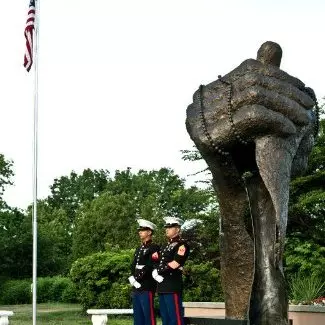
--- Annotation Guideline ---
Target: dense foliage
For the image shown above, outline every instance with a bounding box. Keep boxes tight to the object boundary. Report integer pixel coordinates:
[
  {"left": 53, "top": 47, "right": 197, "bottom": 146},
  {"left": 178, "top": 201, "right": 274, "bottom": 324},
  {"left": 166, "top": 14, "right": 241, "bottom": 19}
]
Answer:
[{"left": 0, "top": 114, "right": 324, "bottom": 306}]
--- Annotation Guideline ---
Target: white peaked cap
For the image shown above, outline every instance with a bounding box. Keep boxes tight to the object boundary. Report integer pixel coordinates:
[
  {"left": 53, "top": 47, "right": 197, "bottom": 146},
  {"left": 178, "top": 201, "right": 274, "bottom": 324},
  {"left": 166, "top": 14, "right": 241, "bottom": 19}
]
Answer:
[
  {"left": 137, "top": 218, "right": 157, "bottom": 231},
  {"left": 163, "top": 216, "right": 184, "bottom": 227}
]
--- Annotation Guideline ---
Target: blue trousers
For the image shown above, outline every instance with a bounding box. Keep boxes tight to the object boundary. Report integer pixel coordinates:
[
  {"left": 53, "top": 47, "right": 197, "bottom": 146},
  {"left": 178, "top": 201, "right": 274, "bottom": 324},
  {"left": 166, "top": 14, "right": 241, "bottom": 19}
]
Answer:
[
  {"left": 132, "top": 291, "right": 156, "bottom": 325},
  {"left": 159, "top": 293, "right": 184, "bottom": 325}
]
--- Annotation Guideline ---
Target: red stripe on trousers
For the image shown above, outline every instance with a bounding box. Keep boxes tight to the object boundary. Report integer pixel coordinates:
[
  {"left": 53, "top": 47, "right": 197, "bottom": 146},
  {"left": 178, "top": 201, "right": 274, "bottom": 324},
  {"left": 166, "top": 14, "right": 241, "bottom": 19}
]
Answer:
[
  {"left": 173, "top": 293, "right": 182, "bottom": 325},
  {"left": 149, "top": 291, "right": 156, "bottom": 325}
]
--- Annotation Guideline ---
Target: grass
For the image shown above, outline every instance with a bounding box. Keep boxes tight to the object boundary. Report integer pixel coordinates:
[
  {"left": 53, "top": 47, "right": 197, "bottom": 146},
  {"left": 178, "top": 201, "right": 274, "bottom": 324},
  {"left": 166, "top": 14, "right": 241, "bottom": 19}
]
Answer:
[
  {"left": 290, "top": 273, "right": 325, "bottom": 304},
  {"left": 0, "top": 303, "right": 159, "bottom": 325}
]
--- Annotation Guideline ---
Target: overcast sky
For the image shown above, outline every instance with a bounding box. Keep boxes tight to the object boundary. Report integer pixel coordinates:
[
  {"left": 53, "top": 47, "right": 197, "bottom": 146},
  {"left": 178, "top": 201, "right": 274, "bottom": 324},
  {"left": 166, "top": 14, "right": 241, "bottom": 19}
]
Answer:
[{"left": 1, "top": 0, "right": 324, "bottom": 209}]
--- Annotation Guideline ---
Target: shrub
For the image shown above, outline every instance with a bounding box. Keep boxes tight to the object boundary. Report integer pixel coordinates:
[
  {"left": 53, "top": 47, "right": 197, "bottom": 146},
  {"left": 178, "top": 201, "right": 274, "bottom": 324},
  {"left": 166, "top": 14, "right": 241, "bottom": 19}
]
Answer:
[
  {"left": 50, "top": 276, "right": 77, "bottom": 303},
  {"left": 0, "top": 277, "right": 77, "bottom": 305},
  {"left": 183, "top": 260, "right": 224, "bottom": 302},
  {"left": 285, "top": 240, "right": 325, "bottom": 281},
  {"left": 289, "top": 272, "right": 325, "bottom": 304},
  {"left": 61, "top": 280, "right": 78, "bottom": 303},
  {"left": 98, "top": 283, "right": 132, "bottom": 308},
  {"left": 0, "top": 279, "right": 31, "bottom": 304},
  {"left": 37, "top": 277, "right": 53, "bottom": 303},
  {"left": 70, "top": 250, "right": 133, "bottom": 310}
]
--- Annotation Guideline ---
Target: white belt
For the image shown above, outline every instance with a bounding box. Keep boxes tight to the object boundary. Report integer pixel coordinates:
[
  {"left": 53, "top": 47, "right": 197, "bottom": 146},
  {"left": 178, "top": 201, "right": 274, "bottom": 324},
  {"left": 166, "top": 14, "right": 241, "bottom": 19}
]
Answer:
[{"left": 136, "top": 265, "right": 145, "bottom": 269}]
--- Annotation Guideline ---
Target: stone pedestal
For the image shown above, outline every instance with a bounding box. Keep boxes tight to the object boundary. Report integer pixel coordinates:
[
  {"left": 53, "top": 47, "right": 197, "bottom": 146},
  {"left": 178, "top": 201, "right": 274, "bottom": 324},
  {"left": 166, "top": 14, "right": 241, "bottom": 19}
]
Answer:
[
  {"left": 184, "top": 317, "right": 247, "bottom": 325},
  {"left": 0, "top": 311, "right": 14, "bottom": 325}
]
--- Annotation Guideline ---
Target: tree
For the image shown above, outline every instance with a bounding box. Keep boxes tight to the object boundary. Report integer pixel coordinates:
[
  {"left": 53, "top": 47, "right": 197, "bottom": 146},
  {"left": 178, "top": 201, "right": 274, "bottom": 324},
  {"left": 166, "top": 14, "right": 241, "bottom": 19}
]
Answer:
[
  {"left": 0, "top": 204, "right": 74, "bottom": 278},
  {"left": 0, "top": 154, "right": 14, "bottom": 208},
  {"left": 287, "top": 115, "right": 325, "bottom": 242},
  {"left": 72, "top": 168, "right": 217, "bottom": 260},
  {"left": 0, "top": 208, "right": 32, "bottom": 278},
  {"left": 47, "top": 168, "right": 110, "bottom": 225},
  {"left": 284, "top": 115, "right": 325, "bottom": 279}
]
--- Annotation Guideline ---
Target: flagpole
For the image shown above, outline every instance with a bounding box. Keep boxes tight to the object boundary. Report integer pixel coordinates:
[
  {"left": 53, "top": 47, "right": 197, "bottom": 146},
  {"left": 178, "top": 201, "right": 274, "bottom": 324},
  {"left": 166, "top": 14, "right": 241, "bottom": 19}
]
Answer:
[{"left": 32, "top": 0, "right": 40, "bottom": 325}]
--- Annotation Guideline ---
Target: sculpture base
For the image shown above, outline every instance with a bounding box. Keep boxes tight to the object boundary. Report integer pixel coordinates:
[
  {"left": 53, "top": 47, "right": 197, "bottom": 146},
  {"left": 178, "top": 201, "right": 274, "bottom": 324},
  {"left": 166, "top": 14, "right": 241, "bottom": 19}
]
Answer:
[
  {"left": 184, "top": 317, "right": 247, "bottom": 325},
  {"left": 184, "top": 317, "right": 293, "bottom": 325}
]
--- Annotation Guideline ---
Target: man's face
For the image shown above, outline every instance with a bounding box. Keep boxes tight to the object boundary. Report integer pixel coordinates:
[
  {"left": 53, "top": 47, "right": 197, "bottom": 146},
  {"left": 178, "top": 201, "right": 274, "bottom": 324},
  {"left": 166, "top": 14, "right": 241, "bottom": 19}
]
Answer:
[
  {"left": 138, "top": 229, "right": 152, "bottom": 241},
  {"left": 165, "top": 226, "right": 180, "bottom": 239}
]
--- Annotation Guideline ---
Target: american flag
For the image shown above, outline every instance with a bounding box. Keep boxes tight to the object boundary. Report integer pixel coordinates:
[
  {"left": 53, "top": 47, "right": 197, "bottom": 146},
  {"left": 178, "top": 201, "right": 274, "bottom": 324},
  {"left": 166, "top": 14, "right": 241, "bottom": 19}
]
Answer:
[{"left": 24, "top": 0, "right": 36, "bottom": 72}]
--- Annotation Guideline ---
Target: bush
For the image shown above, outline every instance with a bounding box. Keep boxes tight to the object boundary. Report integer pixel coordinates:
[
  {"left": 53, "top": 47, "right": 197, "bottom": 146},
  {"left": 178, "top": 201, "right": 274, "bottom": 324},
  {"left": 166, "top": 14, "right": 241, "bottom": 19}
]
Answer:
[
  {"left": 49, "top": 276, "right": 77, "bottom": 303},
  {"left": 289, "top": 272, "right": 325, "bottom": 305},
  {"left": 37, "top": 277, "right": 53, "bottom": 303},
  {"left": 284, "top": 239, "right": 325, "bottom": 281},
  {"left": 70, "top": 250, "right": 133, "bottom": 310},
  {"left": 0, "top": 277, "right": 77, "bottom": 305},
  {"left": 70, "top": 251, "right": 225, "bottom": 308},
  {"left": 61, "top": 280, "right": 78, "bottom": 303},
  {"left": 0, "top": 279, "right": 31, "bottom": 304},
  {"left": 183, "top": 260, "right": 224, "bottom": 302},
  {"left": 98, "top": 283, "right": 132, "bottom": 308}
]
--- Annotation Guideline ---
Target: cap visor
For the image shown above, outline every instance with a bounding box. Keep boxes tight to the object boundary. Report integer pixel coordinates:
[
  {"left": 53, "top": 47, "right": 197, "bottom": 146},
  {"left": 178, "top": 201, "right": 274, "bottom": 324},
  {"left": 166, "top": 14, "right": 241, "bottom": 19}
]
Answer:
[
  {"left": 164, "top": 223, "right": 179, "bottom": 228},
  {"left": 137, "top": 227, "right": 152, "bottom": 231}
]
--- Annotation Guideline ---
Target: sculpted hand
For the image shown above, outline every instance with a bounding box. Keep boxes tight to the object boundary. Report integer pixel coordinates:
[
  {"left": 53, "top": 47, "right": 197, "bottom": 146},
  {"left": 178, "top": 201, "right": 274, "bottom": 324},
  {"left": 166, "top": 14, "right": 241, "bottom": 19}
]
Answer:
[
  {"left": 186, "top": 42, "right": 316, "bottom": 158},
  {"left": 185, "top": 41, "right": 318, "bottom": 322}
]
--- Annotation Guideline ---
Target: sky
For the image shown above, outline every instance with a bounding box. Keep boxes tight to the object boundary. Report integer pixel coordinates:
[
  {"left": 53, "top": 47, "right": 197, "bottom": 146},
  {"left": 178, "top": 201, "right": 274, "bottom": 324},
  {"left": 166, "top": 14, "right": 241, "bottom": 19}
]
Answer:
[{"left": 1, "top": 0, "right": 324, "bottom": 209}]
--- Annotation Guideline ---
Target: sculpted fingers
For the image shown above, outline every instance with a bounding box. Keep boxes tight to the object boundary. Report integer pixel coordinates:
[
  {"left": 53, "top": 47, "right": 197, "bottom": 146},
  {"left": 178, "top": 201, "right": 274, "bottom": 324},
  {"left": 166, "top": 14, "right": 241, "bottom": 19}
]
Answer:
[
  {"left": 233, "top": 72, "right": 315, "bottom": 109},
  {"left": 209, "top": 105, "right": 297, "bottom": 147},
  {"left": 186, "top": 41, "right": 317, "bottom": 155},
  {"left": 208, "top": 58, "right": 306, "bottom": 91},
  {"left": 232, "top": 85, "right": 312, "bottom": 126},
  {"left": 186, "top": 102, "right": 297, "bottom": 152}
]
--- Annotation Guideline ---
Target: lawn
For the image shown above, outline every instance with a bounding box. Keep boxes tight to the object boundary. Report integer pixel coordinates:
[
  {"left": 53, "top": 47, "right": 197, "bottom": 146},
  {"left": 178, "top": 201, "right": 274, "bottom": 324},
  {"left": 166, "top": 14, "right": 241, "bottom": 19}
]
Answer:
[{"left": 0, "top": 303, "right": 163, "bottom": 325}]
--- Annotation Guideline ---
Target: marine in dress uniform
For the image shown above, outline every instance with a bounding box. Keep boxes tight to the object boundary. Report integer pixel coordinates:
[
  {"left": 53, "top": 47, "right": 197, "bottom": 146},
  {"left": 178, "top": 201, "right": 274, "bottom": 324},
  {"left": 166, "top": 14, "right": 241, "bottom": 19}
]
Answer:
[
  {"left": 129, "top": 219, "right": 160, "bottom": 325},
  {"left": 152, "top": 217, "right": 190, "bottom": 325}
]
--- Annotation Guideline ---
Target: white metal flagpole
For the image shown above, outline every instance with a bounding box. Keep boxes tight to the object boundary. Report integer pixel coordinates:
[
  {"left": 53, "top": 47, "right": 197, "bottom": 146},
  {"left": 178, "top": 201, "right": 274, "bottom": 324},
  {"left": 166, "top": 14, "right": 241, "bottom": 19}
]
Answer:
[{"left": 32, "top": 0, "right": 40, "bottom": 324}]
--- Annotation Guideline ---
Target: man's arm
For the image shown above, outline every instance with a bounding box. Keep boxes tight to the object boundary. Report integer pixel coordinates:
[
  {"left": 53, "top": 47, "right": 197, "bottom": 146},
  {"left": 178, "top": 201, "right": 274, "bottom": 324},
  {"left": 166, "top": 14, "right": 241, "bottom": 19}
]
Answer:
[
  {"left": 157, "top": 243, "right": 189, "bottom": 274},
  {"left": 134, "top": 244, "right": 160, "bottom": 281}
]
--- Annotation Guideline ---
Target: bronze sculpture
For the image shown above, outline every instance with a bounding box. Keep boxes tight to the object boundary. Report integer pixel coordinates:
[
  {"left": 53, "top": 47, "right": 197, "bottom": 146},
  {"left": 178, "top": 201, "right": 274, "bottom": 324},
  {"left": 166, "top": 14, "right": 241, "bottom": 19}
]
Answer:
[{"left": 186, "top": 41, "right": 319, "bottom": 325}]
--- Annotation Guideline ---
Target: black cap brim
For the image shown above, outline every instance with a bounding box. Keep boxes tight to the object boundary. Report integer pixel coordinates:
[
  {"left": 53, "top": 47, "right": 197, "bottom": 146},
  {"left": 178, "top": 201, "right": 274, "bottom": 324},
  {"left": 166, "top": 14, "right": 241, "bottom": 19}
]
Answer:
[
  {"left": 164, "top": 223, "right": 179, "bottom": 228},
  {"left": 137, "top": 227, "right": 152, "bottom": 231}
]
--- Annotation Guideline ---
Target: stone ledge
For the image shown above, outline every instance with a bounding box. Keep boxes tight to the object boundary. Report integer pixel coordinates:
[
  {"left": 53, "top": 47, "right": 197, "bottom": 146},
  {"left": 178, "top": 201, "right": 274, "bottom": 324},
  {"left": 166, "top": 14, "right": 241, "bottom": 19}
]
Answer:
[
  {"left": 184, "top": 302, "right": 225, "bottom": 309},
  {"left": 183, "top": 302, "right": 325, "bottom": 313},
  {"left": 87, "top": 309, "right": 133, "bottom": 315},
  {"left": 0, "top": 311, "right": 14, "bottom": 316},
  {"left": 289, "top": 305, "right": 325, "bottom": 313}
]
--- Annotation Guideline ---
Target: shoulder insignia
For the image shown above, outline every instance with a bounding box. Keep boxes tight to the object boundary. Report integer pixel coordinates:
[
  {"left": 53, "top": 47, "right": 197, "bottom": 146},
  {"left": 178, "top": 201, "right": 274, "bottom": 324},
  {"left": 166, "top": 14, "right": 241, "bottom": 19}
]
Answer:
[
  {"left": 151, "top": 252, "right": 159, "bottom": 260},
  {"left": 177, "top": 245, "right": 186, "bottom": 256}
]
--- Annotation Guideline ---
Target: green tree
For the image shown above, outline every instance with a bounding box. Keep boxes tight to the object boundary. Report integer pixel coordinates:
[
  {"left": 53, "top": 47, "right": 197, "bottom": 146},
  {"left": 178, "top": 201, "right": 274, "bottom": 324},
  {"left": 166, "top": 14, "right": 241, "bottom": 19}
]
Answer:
[
  {"left": 72, "top": 168, "right": 217, "bottom": 260},
  {"left": 16, "top": 169, "right": 112, "bottom": 275},
  {"left": 35, "top": 203, "right": 73, "bottom": 275},
  {"left": 285, "top": 116, "right": 325, "bottom": 279},
  {"left": 47, "top": 168, "right": 110, "bottom": 225},
  {"left": 287, "top": 118, "right": 325, "bottom": 243},
  {"left": 70, "top": 250, "right": 133, "bottom": 309},
  {"left": 0, "top": 154, "right": 14, "bottom": 208},
  {"left": 0, "top": 204, "right": 75, "bottom": 278},
  {"left": 0, "top": 208, "right": 32, "bottom": 278}
]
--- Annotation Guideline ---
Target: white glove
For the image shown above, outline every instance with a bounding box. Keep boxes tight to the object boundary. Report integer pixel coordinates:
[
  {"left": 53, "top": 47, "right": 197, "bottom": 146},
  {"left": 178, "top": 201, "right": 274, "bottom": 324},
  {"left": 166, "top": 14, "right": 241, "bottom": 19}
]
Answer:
[
  {"left": 155, "top": 275, "right": 164, "bottom": 283},
  {"left": 128, "top": 275, "right": 136, "bottom": 285},
  {"left": 152, "top": 269, "right": 158, "bottom": 278},
  {"left": 128, "top": 276, "right": 141, "bottom": 288},
  {"left": 133, "top": 281, "right": 141, "bottom": 289},
  {"left": 152, "top": 269, "right": 164, "bottom": 283}
]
